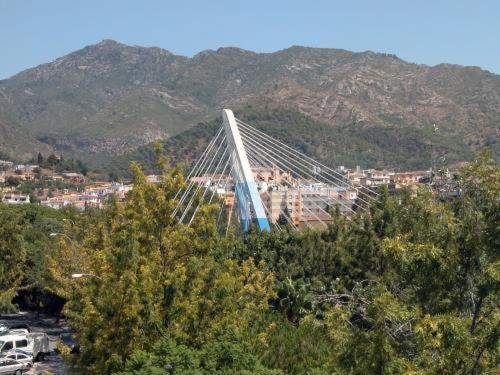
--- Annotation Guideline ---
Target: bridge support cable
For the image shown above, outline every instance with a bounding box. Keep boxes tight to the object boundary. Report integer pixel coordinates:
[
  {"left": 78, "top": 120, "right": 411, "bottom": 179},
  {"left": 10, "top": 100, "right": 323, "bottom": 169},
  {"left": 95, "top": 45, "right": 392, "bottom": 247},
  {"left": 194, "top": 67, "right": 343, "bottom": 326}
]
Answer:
[
  {"left": 208, "top": 156, "right": 232, "bottom": 205},
  {"left": 240, "top": 132, "right": 357, "bottom": 216},
  {"left": 188, "top": 146, "right": 230, "bottom": 225},
  {"left": 179, "top": 135, "right": 228, "bottom": 224},
  {"left": 237, "top": 119, "right": 378, "bottom": 207},
  {"left": 243, "top": 138, "right": 348, "bottom": 226},
  {"left": 243, "top": 144, "right": 330, "bottom": 229},
  {"left": 241, "top": 132, "right": 357, "bottom": 214},
  {"left": 236, "top": 118, "right": 376, "bottom": 196},
  {"left": 173, "top": 125, "right": 224, "bottom": 202},
  {"left": 241, "top": 132, "right": 358, "bottom": 215},
  {"left": 179, "top": 132, "right": 228, "bottom": 223},
  {"left": 245, "top": 144, "right": 348, "bottom": 227},
  {"left": 245, "top": 150, "right": 329, "bottom": 230},
  {"left": 215, "top": 163, "right": 234, "bottom": 231},
  {"left": 174, "top": 127, "right": 224, "bottom": 215},
  {"left": 246, "top": 154, "right": 301, "bottom": 230},
  {"left": 173, "top": 124, "right": 223, "bottom": 202},
  {"left": 172, "top": 126, "right": 224, "bottom": 218},
  {"left": 236, "top": 119, "right": 379, "bottom": 203},
  {"left": 246, "top": 154, "right": 298, "bottom": 230},
  {"left": 237, "top": 122, "right": 373, "bottom": 210}
]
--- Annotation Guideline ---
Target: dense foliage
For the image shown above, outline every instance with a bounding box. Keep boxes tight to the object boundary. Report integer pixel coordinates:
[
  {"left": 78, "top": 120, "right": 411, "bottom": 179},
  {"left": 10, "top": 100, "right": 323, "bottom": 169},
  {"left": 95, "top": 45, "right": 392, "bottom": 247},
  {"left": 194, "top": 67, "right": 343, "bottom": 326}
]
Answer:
[
  {"left": 30, "top": 153, "right": 89, "bottom": 175},
  {"left": 0, "top": 152, "right": 498, "bottom": 374},
  {"left": 0, "top": 203, "right": 72, "bottom": 313}
]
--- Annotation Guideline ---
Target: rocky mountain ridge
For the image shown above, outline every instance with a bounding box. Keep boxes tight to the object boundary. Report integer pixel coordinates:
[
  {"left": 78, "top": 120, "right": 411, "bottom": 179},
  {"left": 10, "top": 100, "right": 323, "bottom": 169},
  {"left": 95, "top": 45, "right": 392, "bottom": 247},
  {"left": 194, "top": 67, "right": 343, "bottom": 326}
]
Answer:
[{"left": 0, "top": 39, "right": 498, "bottom": 165}]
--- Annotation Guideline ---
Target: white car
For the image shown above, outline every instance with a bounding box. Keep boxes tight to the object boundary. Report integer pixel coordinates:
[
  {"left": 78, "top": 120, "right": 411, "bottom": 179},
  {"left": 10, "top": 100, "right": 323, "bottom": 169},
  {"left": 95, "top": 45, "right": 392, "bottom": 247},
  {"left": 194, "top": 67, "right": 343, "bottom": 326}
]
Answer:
[
  {"left": 0, "top": 359, "right": 25, "bottom": 375},
  {"left": 0, "top": 332, "right": 49, "bottom": 361},
  {"left": 0, "top": 351, "right": 32, "bottom": 369}
]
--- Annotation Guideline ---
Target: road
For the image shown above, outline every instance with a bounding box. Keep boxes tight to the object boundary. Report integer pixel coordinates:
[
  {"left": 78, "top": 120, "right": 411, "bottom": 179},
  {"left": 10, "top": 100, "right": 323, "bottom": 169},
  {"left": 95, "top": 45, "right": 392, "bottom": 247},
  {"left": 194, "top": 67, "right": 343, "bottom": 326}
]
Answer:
[{"left": 0, "top": 311, "right": 73, "bottom": 375}]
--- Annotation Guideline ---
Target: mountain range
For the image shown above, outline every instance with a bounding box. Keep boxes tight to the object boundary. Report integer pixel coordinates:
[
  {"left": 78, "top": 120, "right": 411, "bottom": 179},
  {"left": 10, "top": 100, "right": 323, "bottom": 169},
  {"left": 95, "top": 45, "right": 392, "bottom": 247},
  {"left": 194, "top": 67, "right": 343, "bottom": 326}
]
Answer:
[{"left": 0, "top": 39, "right": 498, "bottom": 170}]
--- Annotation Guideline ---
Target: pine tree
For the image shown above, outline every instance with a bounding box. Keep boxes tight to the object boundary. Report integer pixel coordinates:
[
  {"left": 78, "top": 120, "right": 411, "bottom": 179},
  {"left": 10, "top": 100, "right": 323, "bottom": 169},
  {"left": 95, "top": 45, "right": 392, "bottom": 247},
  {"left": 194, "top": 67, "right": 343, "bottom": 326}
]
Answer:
[{"left": 53, "top": 158, "right": 275, "bottom": 373}]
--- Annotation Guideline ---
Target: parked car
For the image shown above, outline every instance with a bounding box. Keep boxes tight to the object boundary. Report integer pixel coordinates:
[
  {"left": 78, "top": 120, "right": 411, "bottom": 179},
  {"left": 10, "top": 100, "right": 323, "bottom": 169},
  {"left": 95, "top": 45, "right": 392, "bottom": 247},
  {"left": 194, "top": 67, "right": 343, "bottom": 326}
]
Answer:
[
  {"left": 0, "top": 335, "right": 28, "bottom": 353},
  {"left": 0, "top": 331, "right": 28, "bottom": 338},
  {"left": 56, "top": 333, "right": 80, "bottom": 354},
  {"left": 0, "top": 359, "right": 25, "bottom": 375},
  {"left": 0, "top": 350, "right": 33, "bottom": 369},
  {"left": 0, "top": 325, "right": 30, "bottom": 336},
  {"left": 0, "top": 332, "right": 49, "bottom": 361}
]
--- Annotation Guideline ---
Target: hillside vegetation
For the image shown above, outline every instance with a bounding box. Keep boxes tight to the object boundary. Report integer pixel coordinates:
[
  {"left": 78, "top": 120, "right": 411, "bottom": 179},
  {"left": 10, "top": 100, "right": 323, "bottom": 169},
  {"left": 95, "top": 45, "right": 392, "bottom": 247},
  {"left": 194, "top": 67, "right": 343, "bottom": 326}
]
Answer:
[
  {"left": 0, "top": 40, "right": 498, "bottom": 166},
  {"left": 0, "top": 111, "right": 52, "bottom": 161},
  {"left": 104, "top": 107, "right": 474, "bottom": 178},
  {"left": 1, "top": 153, "right": 498, "bottom": 374}
]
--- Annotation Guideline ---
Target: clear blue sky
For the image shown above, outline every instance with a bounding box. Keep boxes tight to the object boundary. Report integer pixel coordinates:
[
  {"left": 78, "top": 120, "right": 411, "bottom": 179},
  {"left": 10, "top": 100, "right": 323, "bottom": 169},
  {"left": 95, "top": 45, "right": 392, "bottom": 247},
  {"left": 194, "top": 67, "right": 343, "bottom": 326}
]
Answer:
[{"left": 1, "top": 0, "right": 499, "bottom": 79}]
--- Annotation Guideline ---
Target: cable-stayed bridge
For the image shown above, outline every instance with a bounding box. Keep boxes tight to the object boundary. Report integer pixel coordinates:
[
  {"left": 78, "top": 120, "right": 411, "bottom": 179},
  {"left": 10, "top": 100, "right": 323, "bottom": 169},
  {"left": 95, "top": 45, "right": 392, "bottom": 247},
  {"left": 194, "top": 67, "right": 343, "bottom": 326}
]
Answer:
[{"left": 172, "top": 109, "right": 379, "bottom": 232}]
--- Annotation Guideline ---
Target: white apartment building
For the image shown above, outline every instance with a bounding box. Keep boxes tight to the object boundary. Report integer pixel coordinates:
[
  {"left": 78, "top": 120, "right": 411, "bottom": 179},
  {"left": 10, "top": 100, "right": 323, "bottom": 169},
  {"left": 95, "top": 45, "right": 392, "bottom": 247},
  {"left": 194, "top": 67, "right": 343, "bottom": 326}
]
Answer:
[{"left": 262, "top": 184, "right": 357, "bottom": 226}]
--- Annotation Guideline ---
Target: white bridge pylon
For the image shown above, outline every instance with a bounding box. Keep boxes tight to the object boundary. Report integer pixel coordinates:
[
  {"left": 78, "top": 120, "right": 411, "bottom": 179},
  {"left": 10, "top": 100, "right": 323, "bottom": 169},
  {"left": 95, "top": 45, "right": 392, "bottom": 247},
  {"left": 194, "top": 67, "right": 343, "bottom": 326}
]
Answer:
[
  {"left": 172, "top": 109, "right": 379, "bottom": 233},
  {"left": 222, "top": 109, "right": 271, "bottom": 232}
]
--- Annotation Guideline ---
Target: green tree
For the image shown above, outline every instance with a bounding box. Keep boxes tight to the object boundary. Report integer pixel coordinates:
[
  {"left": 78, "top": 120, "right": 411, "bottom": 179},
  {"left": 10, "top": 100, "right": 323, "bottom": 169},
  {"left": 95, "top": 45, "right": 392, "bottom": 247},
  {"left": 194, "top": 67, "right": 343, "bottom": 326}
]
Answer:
[
  {"left": 260, "top": 315, "right": 333, "bottom": 374},
  {"left": 0, "top": 206, "right": 26, "bottom": 312},
  {"left": 116, "top": 326, "right": 282, "bottom": 375},
  {"left": 273, "top": 277, "right": 312, "bottom": 325},
  {"left": 47, "top": 154, "right": 59, "bottom": 166},
  {"left": 40, "top": 151, "right": 500, "bottom": 374},
  {"left": 54, "top": 161, "right": 275, "bottom": 374},
  {"left": 5, "top": 176, "right": 20, "bottom": 187},
  {"left": 321, "top": 282, "right": 415, "bottom": 374}
]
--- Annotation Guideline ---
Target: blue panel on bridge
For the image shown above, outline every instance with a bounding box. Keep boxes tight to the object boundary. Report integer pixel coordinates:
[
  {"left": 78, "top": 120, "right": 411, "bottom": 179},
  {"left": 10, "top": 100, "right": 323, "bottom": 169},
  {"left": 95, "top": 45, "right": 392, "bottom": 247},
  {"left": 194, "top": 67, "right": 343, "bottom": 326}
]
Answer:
[
  {"left": 223, "top": 109, "right": 270, "bottom": 233},
  {"left": 234, "top": 182, "right": 270, "bottom": 232},
  {"left": 235, "top": 183, "right": 250, "bottom": 232},
  {"left": 256, "top": 217, "right": 271, "bottom": 232},
  {"left": 246, "top": 181, "right": 270, "bottom": 232}
]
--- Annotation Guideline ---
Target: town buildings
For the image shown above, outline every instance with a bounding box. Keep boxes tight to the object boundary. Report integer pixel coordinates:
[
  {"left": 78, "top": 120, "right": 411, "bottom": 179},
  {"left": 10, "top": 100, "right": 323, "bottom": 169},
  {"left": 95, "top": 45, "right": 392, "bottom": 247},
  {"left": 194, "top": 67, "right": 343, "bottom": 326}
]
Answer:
[
  {"left": 188, "top": 164, "right": 448, "bottom": 229},
  {"left": 0, "top": 159, "right": 133, "bottom": 210},
  {"left": 40, "top": 182, "right": 133, "bottom": 210},
  {"left": 1, "top": 194, "right": 30, "bottom": 204},
  {"left": 1, "top": 158, "right": 457, "bottom": 224}
]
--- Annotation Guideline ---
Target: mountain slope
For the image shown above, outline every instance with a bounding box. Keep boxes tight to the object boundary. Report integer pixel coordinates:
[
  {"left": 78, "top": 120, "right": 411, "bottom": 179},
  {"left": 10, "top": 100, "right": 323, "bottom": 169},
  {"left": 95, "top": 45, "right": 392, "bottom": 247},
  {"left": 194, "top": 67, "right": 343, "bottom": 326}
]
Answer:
[
  {"left": 0, "top": 111, "right": 52, "bottom": 161},
  {"left": 0, "top": 40, "right": 498, "bottom": 165},
  {"left": 0, "top": 40, "right": 210, "bottom": 160},
  {"left": 104, "top": 107, "right": 474, "bottom": 178}
]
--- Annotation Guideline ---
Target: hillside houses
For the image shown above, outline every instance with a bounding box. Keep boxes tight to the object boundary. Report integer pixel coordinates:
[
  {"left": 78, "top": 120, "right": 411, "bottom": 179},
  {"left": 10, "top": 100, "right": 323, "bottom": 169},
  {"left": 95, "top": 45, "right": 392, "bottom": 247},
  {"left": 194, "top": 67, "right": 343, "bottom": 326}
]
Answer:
[
  {"left": 0, "top": 159, "right": 135, "bottom": 209},
  {"left": 41, "top": 182, "right": 133, "bottom": 210},
  {"left": 343, "top": 167, "right": 428, "bottom": 189},
  {"left": 1, "top": 156, "right": 458, "bottom": 214},
  {"left": 1, "top": 193, "right": 30, "bottom": 204}
]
